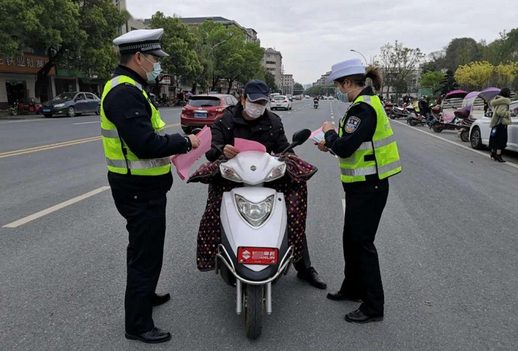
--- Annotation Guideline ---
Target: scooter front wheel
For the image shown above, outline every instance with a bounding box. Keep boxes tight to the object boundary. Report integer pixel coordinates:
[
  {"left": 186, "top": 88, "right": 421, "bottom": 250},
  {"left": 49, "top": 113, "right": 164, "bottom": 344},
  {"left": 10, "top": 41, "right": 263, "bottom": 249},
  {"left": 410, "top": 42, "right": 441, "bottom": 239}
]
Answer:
[
  {"left": 244, "top": 284, "right": 263, "bottom": 340},
  {"left": 431, "top": 124, "right": 443, "bottom": 133}
]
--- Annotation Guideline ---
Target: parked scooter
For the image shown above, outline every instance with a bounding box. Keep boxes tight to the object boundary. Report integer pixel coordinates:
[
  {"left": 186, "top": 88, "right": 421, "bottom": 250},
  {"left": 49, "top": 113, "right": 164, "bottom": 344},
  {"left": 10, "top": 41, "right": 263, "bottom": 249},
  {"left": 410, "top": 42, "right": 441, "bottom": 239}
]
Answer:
[
  {"left": 390, "top": 105, "right": 410, "bottom": 119},
  {"left": 8, "top": 100, "right": 19, "bottom": 116},
  {"left": 428, "top": 106, "right": 471, "bottom": 137},
  {"left": 194, "top": 130, "right": 312, "bottom": 340}
]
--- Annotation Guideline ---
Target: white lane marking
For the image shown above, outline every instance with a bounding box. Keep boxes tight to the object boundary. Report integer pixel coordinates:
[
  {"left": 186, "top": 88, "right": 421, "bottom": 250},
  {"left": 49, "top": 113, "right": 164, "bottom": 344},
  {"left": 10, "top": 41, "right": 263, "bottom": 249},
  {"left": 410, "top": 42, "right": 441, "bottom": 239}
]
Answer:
[
  {"left": 393, "top": 120, "right": 518, "bottom": 170},
  {"left": 0, "top": 118, "right": 56, "bottom": 124},
  {"left": 342, "top": 198, "right": 346, "bottom": 214},
  {"left": 73, "top": 121, "right": 98, "bottom": 125},
  {"left": 2, "top": 186, "right": 110, "bottom": 228}
]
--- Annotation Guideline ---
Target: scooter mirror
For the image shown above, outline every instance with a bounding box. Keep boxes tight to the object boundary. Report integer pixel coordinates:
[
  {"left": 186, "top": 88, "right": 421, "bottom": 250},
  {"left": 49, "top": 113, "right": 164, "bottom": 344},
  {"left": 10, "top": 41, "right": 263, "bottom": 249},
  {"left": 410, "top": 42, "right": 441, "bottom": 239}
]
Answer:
[{"left": 291, "top": 129, "right": 311, "bottom": 146}]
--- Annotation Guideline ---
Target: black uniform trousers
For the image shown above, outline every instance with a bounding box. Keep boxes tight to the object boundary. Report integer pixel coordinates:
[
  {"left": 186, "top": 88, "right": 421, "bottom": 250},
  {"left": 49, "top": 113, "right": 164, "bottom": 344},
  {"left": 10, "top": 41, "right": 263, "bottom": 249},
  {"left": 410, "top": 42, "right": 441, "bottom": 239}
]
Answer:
[
  {"left": 340, "top": 180, "right": 389, "bottom": 316},
  {"left": 111, "top": 187, "right": 168, "bottom": 335}
]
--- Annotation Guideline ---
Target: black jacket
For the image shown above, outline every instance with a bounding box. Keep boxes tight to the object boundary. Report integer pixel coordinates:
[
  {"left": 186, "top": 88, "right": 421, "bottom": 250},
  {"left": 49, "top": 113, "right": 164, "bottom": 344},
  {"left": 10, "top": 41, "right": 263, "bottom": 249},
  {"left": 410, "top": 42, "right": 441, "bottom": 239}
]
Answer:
[
  {"left": 324, "top": 86, "right": 388, "bottom": 191},
  {"left": 102, "top": 65, "right": 190, "bottom": 192},
  {"left": 206, "top": 103, "right": 290, "bottom": 162}
]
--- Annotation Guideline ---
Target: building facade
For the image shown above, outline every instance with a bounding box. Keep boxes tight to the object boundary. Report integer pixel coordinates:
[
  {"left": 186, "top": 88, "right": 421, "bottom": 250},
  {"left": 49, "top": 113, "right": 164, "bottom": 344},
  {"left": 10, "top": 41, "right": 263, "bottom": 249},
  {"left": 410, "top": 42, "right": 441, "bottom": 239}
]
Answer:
[
  {"left": 0, "top": 53, "right": 55, "bottom": 108},
  {"left": 262, "top": 48, "right": 283, "bottom": 90},
  {"left": 281, "top": 74, "right": 294, "bottom": 95}
]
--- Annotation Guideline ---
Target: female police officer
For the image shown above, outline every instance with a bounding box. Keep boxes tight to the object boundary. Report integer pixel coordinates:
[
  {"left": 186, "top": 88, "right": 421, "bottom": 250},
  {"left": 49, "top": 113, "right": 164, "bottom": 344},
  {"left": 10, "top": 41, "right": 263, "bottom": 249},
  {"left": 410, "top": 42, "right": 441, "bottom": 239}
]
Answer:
[{"left": 317, "top": 59, "right": 401, "bottom": 323}]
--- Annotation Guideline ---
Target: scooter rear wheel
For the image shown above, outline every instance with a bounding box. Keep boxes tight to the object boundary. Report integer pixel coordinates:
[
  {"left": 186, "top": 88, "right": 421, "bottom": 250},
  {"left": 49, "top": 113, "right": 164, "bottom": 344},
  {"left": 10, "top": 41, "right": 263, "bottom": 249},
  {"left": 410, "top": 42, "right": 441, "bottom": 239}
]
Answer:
[
  {"left": 244, "top": 285, "right": 263, "bottom": 340},
  {"left": 460, "top": 129, "right": 469, "bottom": 142}
]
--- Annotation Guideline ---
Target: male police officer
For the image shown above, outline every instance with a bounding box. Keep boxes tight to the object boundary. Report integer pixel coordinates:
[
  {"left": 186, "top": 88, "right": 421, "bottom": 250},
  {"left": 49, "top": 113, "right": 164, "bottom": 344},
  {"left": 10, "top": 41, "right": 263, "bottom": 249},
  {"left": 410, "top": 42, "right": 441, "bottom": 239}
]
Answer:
[{"left": 101, "top": 28, "right": 200, "bottom": 343}]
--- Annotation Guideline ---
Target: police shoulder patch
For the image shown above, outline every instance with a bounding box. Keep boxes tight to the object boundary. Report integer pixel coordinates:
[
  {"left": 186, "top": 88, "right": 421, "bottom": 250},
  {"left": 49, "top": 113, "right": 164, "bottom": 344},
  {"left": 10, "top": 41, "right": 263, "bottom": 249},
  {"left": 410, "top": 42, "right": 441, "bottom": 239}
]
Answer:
[{"left": 344, "top": 116, "right": 361, "bottom": 133}]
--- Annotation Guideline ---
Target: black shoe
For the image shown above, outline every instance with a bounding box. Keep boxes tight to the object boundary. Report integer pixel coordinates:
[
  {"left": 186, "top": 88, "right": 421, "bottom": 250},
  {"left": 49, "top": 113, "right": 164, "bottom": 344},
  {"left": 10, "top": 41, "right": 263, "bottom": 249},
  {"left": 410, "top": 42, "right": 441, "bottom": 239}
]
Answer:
[
  {"left": 344, "top": 309, "right": 383, "bottom": 324},
  {"left": 496, "top": 155, "right": 506, "bottom": 163},
  {"left": 326, "top": 291, "right": 361, "bottom": 302},
  {"left": 297, "top": 267, "right": 327, "bottom": 290},
  {"left": 152, "top": 293, "right": 170, "bottom": 307},
  {"left": 125, "top": 327, "right": 172, "bottom": 344}
]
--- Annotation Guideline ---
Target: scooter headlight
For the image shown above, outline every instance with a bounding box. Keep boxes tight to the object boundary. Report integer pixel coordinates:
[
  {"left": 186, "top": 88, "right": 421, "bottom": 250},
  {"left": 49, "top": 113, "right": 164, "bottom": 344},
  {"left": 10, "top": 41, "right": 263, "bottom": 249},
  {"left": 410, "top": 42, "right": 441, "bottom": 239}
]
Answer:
[
  {"left": 264, "top": 164, "right": 286, "bottom": 182},
  {"left": 234, "top": 194, "right": 274, "bottom": 227},
  {"left": 220, "top": 164, "right": 242, "bottom": 182}
]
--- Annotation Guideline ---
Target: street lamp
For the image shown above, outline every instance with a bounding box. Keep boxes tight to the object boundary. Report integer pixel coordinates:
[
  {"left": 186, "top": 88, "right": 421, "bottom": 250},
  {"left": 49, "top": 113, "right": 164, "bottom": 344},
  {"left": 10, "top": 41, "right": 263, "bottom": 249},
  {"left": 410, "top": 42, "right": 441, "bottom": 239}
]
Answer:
[{"left": 350, "top": 49, "right": 368, "bottom": 65}]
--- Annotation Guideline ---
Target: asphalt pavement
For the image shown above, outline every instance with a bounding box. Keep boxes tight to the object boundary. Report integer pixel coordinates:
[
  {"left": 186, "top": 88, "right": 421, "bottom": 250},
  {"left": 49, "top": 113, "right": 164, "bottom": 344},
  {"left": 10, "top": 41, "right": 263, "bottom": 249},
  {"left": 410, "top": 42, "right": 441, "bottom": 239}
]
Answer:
[{"left": 0, "top": 100, "right": 517, "bottom": 350}]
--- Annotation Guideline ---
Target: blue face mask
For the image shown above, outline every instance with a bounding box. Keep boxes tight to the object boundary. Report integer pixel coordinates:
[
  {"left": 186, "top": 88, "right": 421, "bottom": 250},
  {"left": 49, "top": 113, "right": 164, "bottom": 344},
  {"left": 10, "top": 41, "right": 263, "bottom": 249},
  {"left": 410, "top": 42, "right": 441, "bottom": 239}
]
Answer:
[{"left": 141, "top": 55, "right": 162, "bottom": 82}]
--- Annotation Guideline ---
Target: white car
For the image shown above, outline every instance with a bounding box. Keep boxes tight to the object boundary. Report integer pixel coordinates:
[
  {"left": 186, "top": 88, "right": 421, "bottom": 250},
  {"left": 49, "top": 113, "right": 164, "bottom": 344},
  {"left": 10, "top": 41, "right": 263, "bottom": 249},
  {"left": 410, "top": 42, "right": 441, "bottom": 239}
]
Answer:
[
  {"left": 469, "top": 101, "right": 518, "bottom": 152},
  {"left": 270, "top": 95, "right": 292, "bottom": 111}
]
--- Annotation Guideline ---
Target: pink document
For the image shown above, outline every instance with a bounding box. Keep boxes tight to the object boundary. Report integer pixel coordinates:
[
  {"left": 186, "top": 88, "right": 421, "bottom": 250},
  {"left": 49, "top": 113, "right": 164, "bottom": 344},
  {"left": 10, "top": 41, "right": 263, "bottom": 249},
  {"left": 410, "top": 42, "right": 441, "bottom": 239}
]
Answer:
[
  {"left": 171, "top": 126, "right": 212, "bottom": 180},
  {"left": 234, "top": 138, "right": 266, "bottom": 152}
]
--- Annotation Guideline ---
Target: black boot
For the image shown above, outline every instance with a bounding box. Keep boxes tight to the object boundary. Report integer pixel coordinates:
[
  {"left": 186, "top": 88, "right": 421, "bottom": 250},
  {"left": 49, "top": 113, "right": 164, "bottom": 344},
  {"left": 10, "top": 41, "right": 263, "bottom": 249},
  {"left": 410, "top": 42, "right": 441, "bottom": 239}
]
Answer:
[{"left": 495, "top": 154, "right": 506, "bottom": 163}]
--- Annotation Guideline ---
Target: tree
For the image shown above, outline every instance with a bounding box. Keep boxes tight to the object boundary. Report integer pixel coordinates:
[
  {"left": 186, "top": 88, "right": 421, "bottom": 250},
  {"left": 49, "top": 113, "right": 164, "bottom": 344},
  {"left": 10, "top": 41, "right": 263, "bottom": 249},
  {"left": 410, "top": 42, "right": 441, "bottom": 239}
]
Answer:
[
  {"left": 454, "top": 61, "right": 518, "bottom": 90},
  {"left": 148, "top": 12, "right": 202, "bottom": 94},
  {"left": 438, "top": 70, "right": 459, "bottom": 95},
  {"left": 74, "top": 0, "right": 128, "bottom": 79},
  {"left": 443, "top": 38, "right": 483, "bottom": 72},
  {"left": 483, "top": 28, "right": 518, "bottom": 64},
  {"left": 0, "top": 0, "right": 125, "bottom": 100},
  {"left": 419, "top": 71, "right": 445, "bottom": 95},
  {"left": 493, "top": 62, "right": 518, "bottom": 87},
  {"left": 304, "top": 85, "right": 334, "bottom": 96},
  {"left": 263, "top": 69, "right": 278, "bottom": 92},
  {"left": 194, "top": 21, "right": 264, "bottom": 93},
  {"left": 454, "top": 61, "right": 493, "bottom": 89},
  {"left": 293, "top": 83, "right": 304, "bottom": 95},
  {"left": 378, "top": 40, "right": 425, "bottom": 98}
]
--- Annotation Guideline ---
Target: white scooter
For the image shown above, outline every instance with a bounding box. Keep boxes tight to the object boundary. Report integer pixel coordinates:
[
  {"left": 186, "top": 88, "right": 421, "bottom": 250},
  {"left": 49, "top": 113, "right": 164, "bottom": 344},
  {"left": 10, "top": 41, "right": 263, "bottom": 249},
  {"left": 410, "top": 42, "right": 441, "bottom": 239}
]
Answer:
[{"left": 211, "top": 129, "right": 311, "bottom": 339}]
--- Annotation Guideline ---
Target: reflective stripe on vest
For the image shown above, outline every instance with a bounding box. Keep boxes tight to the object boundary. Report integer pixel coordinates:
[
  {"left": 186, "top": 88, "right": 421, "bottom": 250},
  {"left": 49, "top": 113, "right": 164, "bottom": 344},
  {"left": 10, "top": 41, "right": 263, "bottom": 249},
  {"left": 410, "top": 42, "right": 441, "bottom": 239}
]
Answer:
[
  {"left": 100, "top": 75, "right": 171, "bottom": 176},
  {"left": 338, "top": 94, "right": 402, "bottom": 183}
]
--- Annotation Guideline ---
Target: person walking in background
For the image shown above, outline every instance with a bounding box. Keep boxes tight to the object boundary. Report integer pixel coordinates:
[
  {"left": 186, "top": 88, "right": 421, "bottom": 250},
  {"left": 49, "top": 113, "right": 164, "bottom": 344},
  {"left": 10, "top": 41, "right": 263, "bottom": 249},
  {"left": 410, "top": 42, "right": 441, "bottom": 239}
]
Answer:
[{"left": 489, "top": 88, "right": 512, "bottom": 163}]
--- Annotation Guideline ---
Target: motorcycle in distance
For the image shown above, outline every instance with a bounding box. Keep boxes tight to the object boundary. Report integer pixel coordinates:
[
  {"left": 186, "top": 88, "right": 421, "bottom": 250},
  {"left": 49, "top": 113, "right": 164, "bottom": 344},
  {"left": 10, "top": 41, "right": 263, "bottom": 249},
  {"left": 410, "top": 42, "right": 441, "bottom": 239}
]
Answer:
[
  {"left": 313, "top": 99, "right": 319, "bottom": 109},
  {"left": 389, "top": 104, "right": 411, "bottom": 119},
  {"left": 195, "top": 129, "right": 312, "bottom": 340}
]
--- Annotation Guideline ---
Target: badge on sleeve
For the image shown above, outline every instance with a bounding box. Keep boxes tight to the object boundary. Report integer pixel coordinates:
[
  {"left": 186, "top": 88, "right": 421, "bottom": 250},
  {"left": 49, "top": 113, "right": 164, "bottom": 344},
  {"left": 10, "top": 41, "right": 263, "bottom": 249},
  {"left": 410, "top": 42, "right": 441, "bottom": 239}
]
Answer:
[{"left": 344, "top": 116, "right": 361, "bottom": 133}]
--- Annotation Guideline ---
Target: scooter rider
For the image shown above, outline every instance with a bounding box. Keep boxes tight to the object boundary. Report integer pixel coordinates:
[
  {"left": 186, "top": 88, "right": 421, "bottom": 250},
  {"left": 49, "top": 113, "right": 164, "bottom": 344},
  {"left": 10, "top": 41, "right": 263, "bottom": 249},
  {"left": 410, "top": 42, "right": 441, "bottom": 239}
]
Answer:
[
  {"left": 198, "top": 79, "right": 327, "bottom": 290},
  {"left": 317, "top": 59, "right": 401, "bottom": 323},
  {"left": 419, "top": 96, "right": 432, "bottom": 125}
]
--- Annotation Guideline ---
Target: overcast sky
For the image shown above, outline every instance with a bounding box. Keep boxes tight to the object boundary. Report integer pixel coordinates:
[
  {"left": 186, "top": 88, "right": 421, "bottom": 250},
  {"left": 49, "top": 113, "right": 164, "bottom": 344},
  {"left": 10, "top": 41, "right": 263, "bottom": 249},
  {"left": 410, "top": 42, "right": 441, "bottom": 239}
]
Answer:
[{"left": 127, "top": 0, "right": 517, "bottom": 84}]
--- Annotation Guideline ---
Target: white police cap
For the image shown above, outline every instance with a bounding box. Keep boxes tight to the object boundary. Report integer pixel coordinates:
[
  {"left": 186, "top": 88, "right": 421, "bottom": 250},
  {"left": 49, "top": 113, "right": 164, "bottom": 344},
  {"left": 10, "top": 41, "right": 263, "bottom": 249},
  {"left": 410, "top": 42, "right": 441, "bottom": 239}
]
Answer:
[
  {"left": 113, "top": 28, "right": 169, "bottom": 57},
  {"left": 326, "top": 58, "right": 365, "bottom": 83}
]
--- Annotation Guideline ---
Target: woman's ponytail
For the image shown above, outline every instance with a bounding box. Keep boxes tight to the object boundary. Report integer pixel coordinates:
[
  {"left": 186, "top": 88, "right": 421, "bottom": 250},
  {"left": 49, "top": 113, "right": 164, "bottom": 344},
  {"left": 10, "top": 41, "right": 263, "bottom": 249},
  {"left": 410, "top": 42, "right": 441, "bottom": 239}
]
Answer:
[{"left": 365, "top": 66, "right": 383, "bottom": 92}]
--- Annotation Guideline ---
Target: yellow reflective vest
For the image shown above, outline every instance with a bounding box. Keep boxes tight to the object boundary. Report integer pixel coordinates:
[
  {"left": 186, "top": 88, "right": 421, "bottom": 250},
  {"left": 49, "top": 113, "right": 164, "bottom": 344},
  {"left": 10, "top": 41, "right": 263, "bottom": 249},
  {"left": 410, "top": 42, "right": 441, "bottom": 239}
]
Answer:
[
  {"left": 338, "top": 94, "right": 402, "bottom": 183},
  {"left": 100, "top": 75, "right": 171, "bottom": 176}
]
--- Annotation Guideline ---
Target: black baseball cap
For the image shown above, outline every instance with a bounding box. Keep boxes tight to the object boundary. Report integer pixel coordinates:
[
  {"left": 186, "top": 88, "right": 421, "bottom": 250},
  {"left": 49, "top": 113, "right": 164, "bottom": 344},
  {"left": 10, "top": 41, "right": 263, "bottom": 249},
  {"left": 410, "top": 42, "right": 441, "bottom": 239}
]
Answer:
[{"left": 244, "top": 80, "right": 270, "bottom": 102}]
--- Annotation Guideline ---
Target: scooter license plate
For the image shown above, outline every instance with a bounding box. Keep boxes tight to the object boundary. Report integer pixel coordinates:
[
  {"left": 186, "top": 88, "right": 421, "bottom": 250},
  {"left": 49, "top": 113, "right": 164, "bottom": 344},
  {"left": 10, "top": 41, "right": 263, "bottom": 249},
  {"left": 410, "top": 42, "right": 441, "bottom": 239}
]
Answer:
[{"left": 238, "top": 247, "right": 278, "bottom": 265}]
